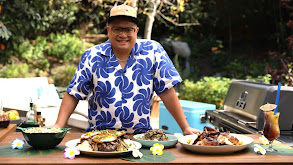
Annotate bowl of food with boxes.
[133,129,178,148]
[6,110,21,125]
[17,127,70,149]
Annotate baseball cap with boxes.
[107,4,139,25]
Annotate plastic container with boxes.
[159,100,216,134]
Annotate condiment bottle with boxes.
[36,111,44,127]
[26,101,36,125]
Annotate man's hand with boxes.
[183,126,202,135]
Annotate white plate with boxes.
[133,134,178,148]
[65,139,142,156]
[179,133,254,154]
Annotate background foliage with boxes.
[179,77,233,109]
[0,0,292,108]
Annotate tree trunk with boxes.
[144,0,160,39]
[128,0,137,8]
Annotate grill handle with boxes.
[218,111,256,127]
[237,119,256,127]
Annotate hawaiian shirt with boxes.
[67,39,182,134]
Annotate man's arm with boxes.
[50,92,79,128]
[158,87,201,135]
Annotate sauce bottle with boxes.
[26,101,36,125]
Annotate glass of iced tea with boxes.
[263,110,280,152]
[0,112,10,128]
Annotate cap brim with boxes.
[107,15,139,25]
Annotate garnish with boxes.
[64,147,80,159]
[132,149,143,158]
[260,103,277,111]
[11,138,25,149]
[259,135,269,145]
[254,144,266,155]
[150,143,164,155]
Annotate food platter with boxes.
[178,133,254,154]
[133,134,178,148]
[65,139,142,156]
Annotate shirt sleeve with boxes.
[67,49,93,100]
[153,41,182,95]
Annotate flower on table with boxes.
[124,139,138,151]
[259,135,269,145]
[174,133,183,141]
[254,144,266,155]
[150,143,164,155]
[64,147,80,159]
[11,138,25,149]
[132,149,143,158]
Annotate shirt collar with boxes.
[98,39,143,57]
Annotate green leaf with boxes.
[0,145,65,157]
[248,143,293,156]
[121,148,176,162]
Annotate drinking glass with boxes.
[0,112,10,128]
[263,110,280,152]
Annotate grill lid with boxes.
[221,80,293,131]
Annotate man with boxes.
[51,4,201,135]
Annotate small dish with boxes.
[133,134,178,148]
[10,119,21,125]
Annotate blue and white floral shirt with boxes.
[67,39,182,134]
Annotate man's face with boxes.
[107,17,139,53]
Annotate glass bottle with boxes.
[36,111,44,127]
[26,102,36,125]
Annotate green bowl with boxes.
[17,127,70,150]
[133,134,178,148]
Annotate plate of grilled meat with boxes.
[178,126,254,154]
[66,130,141,156]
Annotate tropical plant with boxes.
[47,33,85,62]
[179,77,233,109]
[0,0,80,64]
[15,37,50,70]
[0,63,31,78]
[51,64,76,87]
[266,0,293,86]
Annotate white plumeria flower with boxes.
[64,147,80,159]
[174,133,183,141]
[11,138,26,149]
[124,139,138,151]
[132,149,143,158]
[254,144,266,155]
[259,136,269,145]
[179,135,198,145]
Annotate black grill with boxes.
[205,80,293,146]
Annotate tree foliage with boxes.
[0,0,292,86]
[266,0,293,86]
